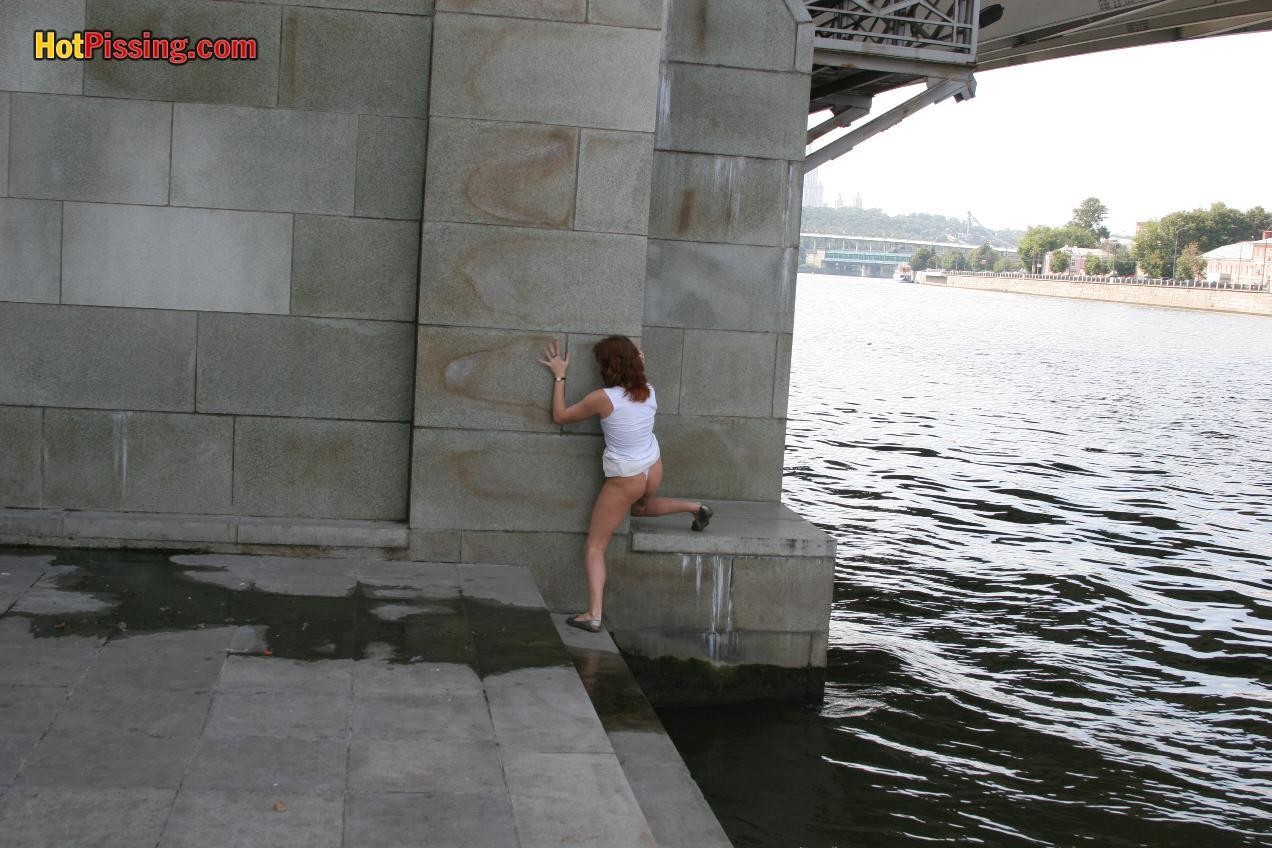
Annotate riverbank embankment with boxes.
[924,273,1272,316]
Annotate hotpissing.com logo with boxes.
[34,30,258,65]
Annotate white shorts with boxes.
[602,450,660,479]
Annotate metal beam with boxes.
[807,101,874,144]
[812,47,976,78]
[804,75,973,171]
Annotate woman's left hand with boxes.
[538,341,570,379]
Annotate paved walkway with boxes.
[0,548,729,847]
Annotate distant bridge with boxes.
[803,1,1272,168]
[801,232,1017,276]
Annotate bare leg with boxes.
[578,474,645,622]
[628,460,701,517]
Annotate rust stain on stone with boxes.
[461,129,575,228]
[439,341,551,422]
[676,190,697,236]
[455,236,539,320]
[695,0,709,51]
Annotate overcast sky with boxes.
[808,30,1272,236]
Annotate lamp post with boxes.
[1170,224,1194,281]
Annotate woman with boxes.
[539,336,712,633]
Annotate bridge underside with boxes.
[805,0,1272,168]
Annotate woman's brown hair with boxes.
[593,336,649,402]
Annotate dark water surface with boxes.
[659,276,1272,847]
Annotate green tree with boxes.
[1049,250,1071,273]
[968,242,998,272]
[992,255,1022,272]
[1017,224,1097,271]
[940,251,968,271]
[1070,197,1110,239]
[909,246,936,271]
[1085,255,1107,275]
[1175,242,1206,280]
[1132,219,1171,277]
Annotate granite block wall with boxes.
[644,0,811,502]
[0,0,430,521]
[413,4,664,543]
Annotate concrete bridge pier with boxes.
[0,0,833,703]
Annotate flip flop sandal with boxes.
[566,615,602,633]
[691,503,713,532]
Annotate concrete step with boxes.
[631,498,833,558]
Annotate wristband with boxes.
[554,377,566,382]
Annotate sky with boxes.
[807,30,1272,237]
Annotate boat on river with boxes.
[892,263,914,283]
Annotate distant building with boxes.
[803,168,825,207]
[1043,245,1110,274]
[1201,233,1272,288]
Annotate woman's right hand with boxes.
[538,341,570,379]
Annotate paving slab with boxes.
[345,792,520,848]
[17,731,200,789]
[0,685,69,734]
[159,790,344,848]
[348,737,505,794]
[0,787,175,848]
[50,686,211,738]
[351,692,495,741]
[203,692,351,741]
[182,736,347,793]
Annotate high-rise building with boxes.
[803,167,825,207]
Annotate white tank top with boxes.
[600,385,659,464]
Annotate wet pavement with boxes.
[0,548,722,847]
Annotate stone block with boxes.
[649,151,791,246]
[0,304,196,412]
[0,0,84,94]
[666,0,799,71]
[588,0,663,29]
[654,414,785,501]
[657,63,807,160]
[345,793,520,848]
[0,407,41,508]
[353,692,495,740]
[348,737,504,793]
[355,116,428,219]
[414,326,561,432]
[773,332,792,417]
[729,556,834,631]
[679,329,777,417]
[645,240,788,331]
[279,7,431,116]
[0,508,64,538]
[0,788,175,848]
[63,511,238,543]
[351,660,481,698]
[459,530,624,611]
[235,0,433,12]
[639,326,683,414]
[63,203,292,313]
[0,94,7,194]
[183,737,347,793]
[233,418,410,520]
[220,656,354,695]
[9,94,170,204]
[418,222,645,335]
[43,409,232,513]
[630,500,834,557]
[485,666,611,753]
[18,732,200,788]
[196,313,414,421]
[0,199,61,304]
[52,686,212,738]
[160,790,344,848]
[457,562,546,608]
[613,627,814,669]
[0,686,68,734]
[575,129,654,235]
[424,118,578,229]
[291,216,419,321]
[408,529,462,561]
[778,246,798,331]
[502,750,656,848]
[83,0,281,106]
[235,517,409,548]
[604,552,733,631]
[410,428,603,531]
[430,13,661,132]
[204,692,352,740]
[795,10,814,72]
[171,104,357,214]
[437,0,585,21]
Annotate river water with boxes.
[659,276,1272,848]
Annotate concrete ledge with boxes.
[631,499,833,557]
[0,508,408,552]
